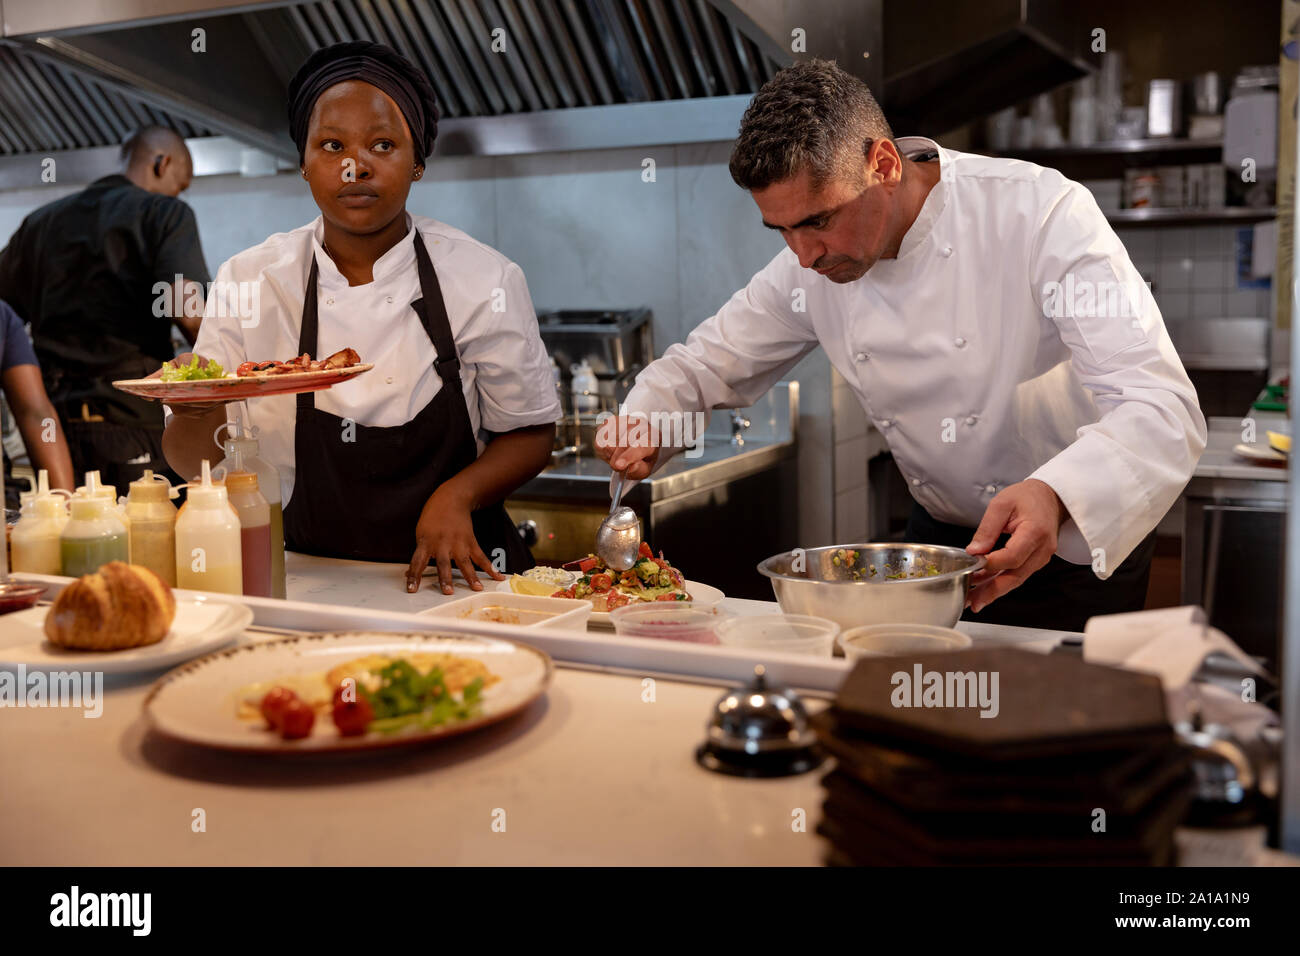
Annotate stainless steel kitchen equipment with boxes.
[757,543,986,631]
[1146,78,1183,138]
[539,309,653,410]
[695,665,825,777]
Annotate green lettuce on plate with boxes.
[159,355,226,382]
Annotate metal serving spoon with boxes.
[595,471,642,571]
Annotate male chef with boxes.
[596,60,1206,632]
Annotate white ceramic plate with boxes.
[143,631,552,753]
[0,598,251,674]
[1233,442,1287,464]
[495,578,724,627]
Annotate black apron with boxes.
[282,231,534,572]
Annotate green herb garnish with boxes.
[357,660,485,735]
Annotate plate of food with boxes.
[0,562,251,674]
[112,349,372,403]
[501,542,724,626]
[142,631,552,753]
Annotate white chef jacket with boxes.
[191,214,561,504]
[622,137,1206,578]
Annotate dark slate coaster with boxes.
[832,647,1171,760]
[812,711,1187,816]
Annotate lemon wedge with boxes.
[509,574,561,596]
[1267,431,1291,455]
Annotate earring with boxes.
[301,169,308,180]
[413,166,423,180]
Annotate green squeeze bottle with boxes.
[61,488,129,577]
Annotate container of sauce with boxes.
[225,470,271,597]
[215,417,285,598]
[175,460,242,595]
[10,470,70,575]
[126,470,178,586]
[60,494,128,577]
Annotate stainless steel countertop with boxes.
[1191,414,1288,486]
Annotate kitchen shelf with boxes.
[995,138,1224,179]
[1107,207,1277,227]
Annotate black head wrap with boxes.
[288,41,440,164]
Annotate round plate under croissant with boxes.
[0,597,251,673]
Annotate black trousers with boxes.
[61,419,184,491]
[904,503,1155,633]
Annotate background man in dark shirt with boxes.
[0,300,75,507]
[0,125,208,488]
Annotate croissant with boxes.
[44,561,177,651]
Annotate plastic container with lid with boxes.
[713,614,840,657]
[837,623,972,661]
[225,470,272,598]
[61,490,128,578]
[11,470,71,575]
[125,469,178,586]
[78,469,129,529]
[213,412,285,598]
[175,460,242,595]
[609,601,727,644]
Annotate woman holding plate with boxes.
[163,41,560,593]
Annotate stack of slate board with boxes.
[813,647,1194,866]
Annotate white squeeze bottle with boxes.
[11,470,70,575]
[570,359,598,413]
[175,460,242,595]
[214,412,286,599]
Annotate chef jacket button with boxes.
[879,419,892,428]
[954,336,967,348]
[911,477,922,487]
[326,297,335,306]
[385,376,394,384]
[386,295,393,304]
[965,415,978,426]
[855,351,870,362]
[941,245,953,257]
[984,483,997,495]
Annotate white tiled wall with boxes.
[1113,224,1273,322]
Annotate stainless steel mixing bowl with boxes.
[756,543,987,630]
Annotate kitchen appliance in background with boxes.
[1224,66,1280,209]
[537,309,654,460]
[1188,71,1225,141]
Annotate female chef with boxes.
[163,41,561,593]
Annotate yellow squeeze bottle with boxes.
[126,470,178,586]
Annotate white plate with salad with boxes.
[502,546,724,626]
[113,354,372,404]
[143,631,551,753]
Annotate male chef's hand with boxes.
[594,415,661,480]
[964,478,1067,613]
[407,485,507,595]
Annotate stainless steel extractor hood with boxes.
[0,0,1091,168]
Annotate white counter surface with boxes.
[0,553,1076,866]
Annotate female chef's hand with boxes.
[406,485,507,594]
[964,479,1067,613]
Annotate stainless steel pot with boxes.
[757,543,986,630]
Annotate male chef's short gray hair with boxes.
[729,59,894,192]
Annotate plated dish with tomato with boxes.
[142,632,550,753]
